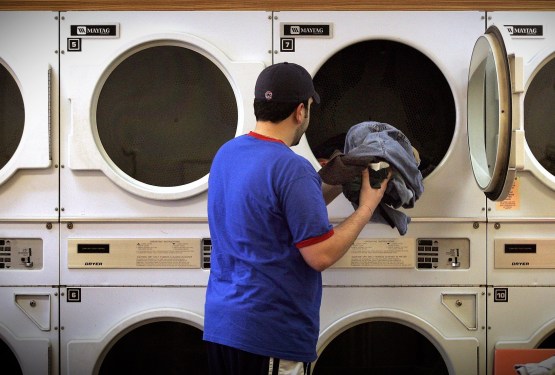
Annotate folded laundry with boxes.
[319,121,424,235]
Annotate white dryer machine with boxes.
[0,286,59,375]
[273,11,487,221]
[482,222,555,373]
[468,11,555,217]
[315,286,487,374]
[487,286,555,375]
[60,286,206,375]
[467,12,555,374]
[0,11,59,221]
[467,11,555,290]
[60,225,211,372]
[59,11,271,221]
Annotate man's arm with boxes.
[300,168,389,272]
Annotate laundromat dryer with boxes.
[467,11,555,375]
[58,12,272,375]
[0,11,59,222]
[59,221,213,374]
[273,11,487,222]
[271,11,489,374]
[60,286,207,375]
[0,12,60,286]
[59,11,270,221]
[0,12,60,375]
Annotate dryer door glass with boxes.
[467,27,513,201]
[308,40,455,179]
[98,321,208,374]
[0,63,25,171]
[524,55,555,177]
[314,321,448,374]
[96,45,238,188]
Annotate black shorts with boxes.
[205,342,311,375]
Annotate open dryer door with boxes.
[467,26,525,201]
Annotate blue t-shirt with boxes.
[203,132,333,362]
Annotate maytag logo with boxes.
[282,23,333,38]
[70,24,119,38]
[505,25,543,37]
[289,25,327,35]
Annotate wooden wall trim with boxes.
[1,0,555,11]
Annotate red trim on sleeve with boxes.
[296,228,334,249]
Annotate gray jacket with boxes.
[319,121,424,235]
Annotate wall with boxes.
[1,0,555,11]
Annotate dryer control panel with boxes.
[331,237,471,270]
[495,238,555,268]
[0,238,43,270]
[417,238,470,270]
[67,238,202,269]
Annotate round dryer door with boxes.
[95,44,237,196]
[96,320,208,374]
[68,36,252,201]
[0,62,25,177]
[467,26,520,201]
[314,321,449,374]
[307,40,455,180]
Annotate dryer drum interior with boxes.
[0,63,25,170]
[524,55,555,176]
[96,45,238,188]
[97,320,208,374]
[538,332,555,348]
[313,321,448,374]
[0,338,22,375]
[308,40,456,178]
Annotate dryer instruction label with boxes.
[68,238,201,269]
[496,177,520,211]
[332,238,414,268]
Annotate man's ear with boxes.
[294,103,305,124]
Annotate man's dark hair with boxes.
[254,99,309,123]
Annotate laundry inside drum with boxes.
[309,40,456,179]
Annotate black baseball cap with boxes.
[254,62,320,104]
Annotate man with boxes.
[204,62,389,375]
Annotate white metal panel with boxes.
[485,12,555,219]
[0,286,59,375]
[59,11,272,220]
[273,11,487,220]
[0,12,59,220]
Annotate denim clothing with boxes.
[319,121,424,235]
